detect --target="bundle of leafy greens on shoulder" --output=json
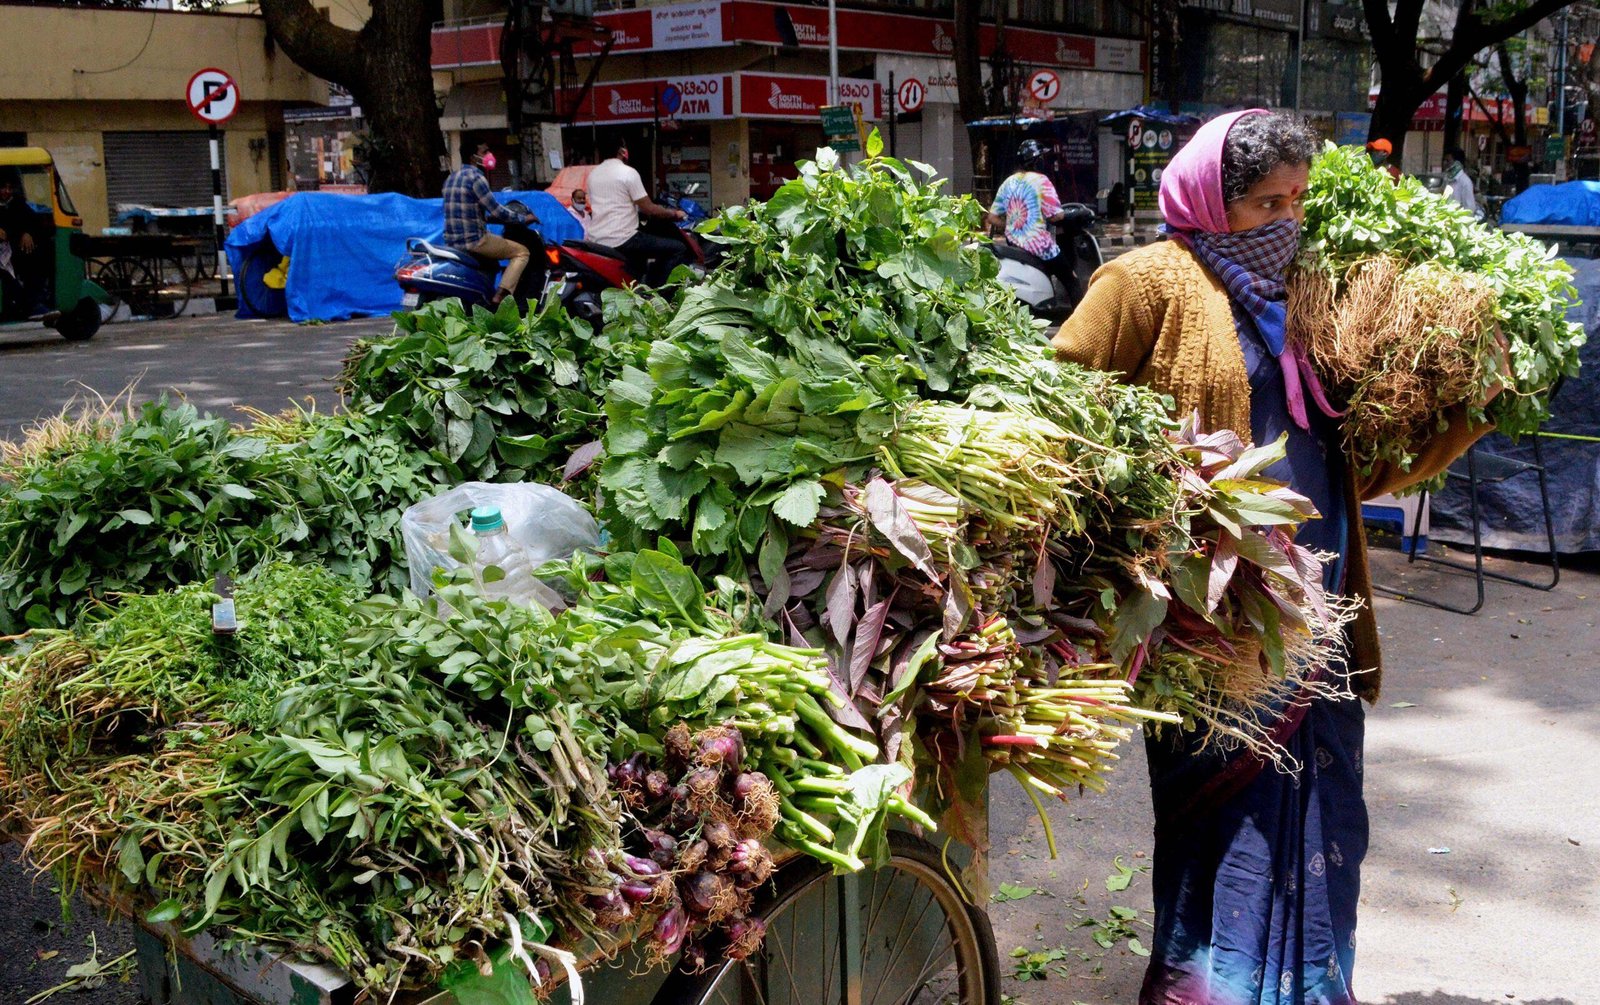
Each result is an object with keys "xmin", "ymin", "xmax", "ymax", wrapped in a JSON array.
[{"xmin": 1296, "ymin": 144, "xmax": 1585, "ymax": 458}]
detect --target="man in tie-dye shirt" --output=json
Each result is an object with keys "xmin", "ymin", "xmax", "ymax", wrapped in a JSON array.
[{"xmin": 985, "ymin": 140, "xmax": 1079, "ymax": 302}]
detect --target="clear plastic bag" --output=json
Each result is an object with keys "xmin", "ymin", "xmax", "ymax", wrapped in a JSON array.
[{"xmin": 401, "ymin": 482, "xmax": 599, "ymax": 606}]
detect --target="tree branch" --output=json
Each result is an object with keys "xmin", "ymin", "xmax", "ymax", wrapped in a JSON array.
[
  {"xmin": 1424, "ymin": 0, "xmax": 1578, "ymax": 90},
  {"xmin": 257, "ymin": 0, "xmax": 364, "ymax": 87}
]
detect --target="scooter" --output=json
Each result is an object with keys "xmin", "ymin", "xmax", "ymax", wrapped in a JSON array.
[
  {"xmin": 655, "ymin": 182, "xmax": 721, "ymax": 271},
  {"xmin": 992, "ymin": 203, "xmax": 1102, "ymax": 322},
  {"xmin": 548, "ymin": 194, "xmax": 713, "ymax": 331},
  {"xmin": 394, "ymin": 201, "xmax": 553, "ymax": 310}
]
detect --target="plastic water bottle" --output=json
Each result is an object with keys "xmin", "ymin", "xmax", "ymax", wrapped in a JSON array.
[{"xmin": 468, "ymin": 506, "xmax": 540, "ymax": 604}]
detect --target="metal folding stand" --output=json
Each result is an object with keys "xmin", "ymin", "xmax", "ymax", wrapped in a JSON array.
[{"xmin": 1374, "ymin": 438, "xmax": 1560, "ymax": 615}]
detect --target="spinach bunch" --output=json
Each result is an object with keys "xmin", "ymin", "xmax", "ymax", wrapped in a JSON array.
[
  {"xmin": 283, "ymin": 410, "xmax": 452, "ymax": 592},
  {"xmin": 342, "ymin": 296, "xmax": 622, "ymax": 484},
  {"xmin": 1300, "ymin": 144, "xmax": 1586, "ymax": 438},
  {"xmin": 705, "ymin": 146, "xmax": 1042, "ymax": 395},
  {"xmin": 0, "ymin": 400, "xmax": 308, "ymax": 632},
  {"xmin": 599, "ymin": 283, "xmax": 886, "ymax": 558}
]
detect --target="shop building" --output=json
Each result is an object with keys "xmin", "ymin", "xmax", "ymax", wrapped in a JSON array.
[
  {"xmin": 1162, "ymin": 0, "xmax": 1370, "ymax": 117},
  {"xmin": 429, "ymin": 0, "xmax": 1145, "ymax": 207},
  {"xmin": 0, "ymin": 3, "xmax": 335, "ymax": 234},
  {"xmin": 1361, "ymin": 89, "xmax": 1550, "ymax": 179}
]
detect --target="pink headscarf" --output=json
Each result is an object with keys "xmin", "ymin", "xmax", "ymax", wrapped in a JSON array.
[
  {"xmin": 1155, "ymin": 108, "xmax": 1345, "ymax": 432},
  {"xmin": 1158, "ymin": 109, "xmax": 1268, "ymax": 235}
]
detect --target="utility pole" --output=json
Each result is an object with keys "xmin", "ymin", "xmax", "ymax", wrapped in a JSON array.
[
  {"xmin": 1557, "ymin": 6, "xmax": 1570, "ymax": 139},
  {"xmin": 827, "ymin": 0, "xmax": 839, "ymax": 100}
]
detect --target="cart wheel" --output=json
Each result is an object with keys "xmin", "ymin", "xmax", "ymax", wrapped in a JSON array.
[
  {"xmin": 55, "ymin": 297, "xmax": 102, "ymax": 342},
  {"xmin": 154, "ymin": 256, "xmax": 193, "ymax": 318},
  {"xmin": 655, "ymin": 832, "xmax": 1000, "ymax": 1005},
  {"xmin": 93, "ymin": 257, "xmax": 157, "ymax": 316}
]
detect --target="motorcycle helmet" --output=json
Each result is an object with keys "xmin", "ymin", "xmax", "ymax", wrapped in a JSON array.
[{"xmin": 1016, "ymin": 139, "xmax": 1047, "ymax": 171}]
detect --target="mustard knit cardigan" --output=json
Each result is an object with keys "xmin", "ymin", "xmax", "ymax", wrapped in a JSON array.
[{"xmin": 1051, "ymin": 240, "xmax": 1487, "ymax": 701}]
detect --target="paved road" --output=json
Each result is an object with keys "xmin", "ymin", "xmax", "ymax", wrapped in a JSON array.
[
  {"xmin": 0, "ymin": 314, "xmax": 391, "ymax": 440},
  {"xmin": 2, "ymin": 314, "xmax": 1596, "ymax": 1005}
]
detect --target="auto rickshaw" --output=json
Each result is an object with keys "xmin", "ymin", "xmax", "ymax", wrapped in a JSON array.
[{"xmin": 0, "ymin": 147, "xmax": 110, "ymax": 341}]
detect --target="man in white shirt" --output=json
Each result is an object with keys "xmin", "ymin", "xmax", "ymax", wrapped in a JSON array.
[
  {"xmin": 1443, "ymin": 148, "xmax": 1480, "ymax": 217},
  {"xmin": 585, "ymin": 138, "xmax": 691, "ymax": 286}
]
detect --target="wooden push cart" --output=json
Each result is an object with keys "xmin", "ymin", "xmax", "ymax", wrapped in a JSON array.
[
  {"xmin": 132, "ymin": 830, "xmax": 998, "ymax": 1005},
  {"xmin": 74, "ymin": 232, "xmax": 210, "ymax": 319}
]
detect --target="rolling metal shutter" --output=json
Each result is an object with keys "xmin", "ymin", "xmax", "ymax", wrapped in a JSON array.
[{"xmin": 103, "ymin": 131, "xmax": 228, "ymax": 214}]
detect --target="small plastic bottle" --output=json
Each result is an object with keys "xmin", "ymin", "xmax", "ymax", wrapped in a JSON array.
[{"xmin": 468, "ymin": 506, "xmax": 538, "ymax": 603}]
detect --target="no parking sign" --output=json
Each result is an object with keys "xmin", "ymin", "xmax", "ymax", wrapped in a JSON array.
[{"xmin": 186, "ymin": 67, "xmax": 239, "ymax": 125}]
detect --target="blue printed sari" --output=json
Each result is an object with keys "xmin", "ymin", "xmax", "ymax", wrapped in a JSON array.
[{"xmin": 1138, "ymin": 307, "xmax": 1369, "ymax": 1005}]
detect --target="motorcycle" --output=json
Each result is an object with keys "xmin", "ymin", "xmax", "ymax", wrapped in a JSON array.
[
  {"xmin": 548, "ymin": 186, "xmax": 717, "ymax": 330},
  {"xmin": 394, "ymin": 201, "xmax": 554, "ymax": 310},
  {"xmin": 992, "ymin": 203, "xmax": 1102, "ymax": 322},
  {"xmin": 655, "ymin": 182, "xmax": 721, "ymax": 271}
]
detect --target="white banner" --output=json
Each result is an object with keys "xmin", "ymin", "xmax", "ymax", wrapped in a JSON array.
[{"xmin": 652, "ymin": 2, "xmax": 724, "ymax": 50}]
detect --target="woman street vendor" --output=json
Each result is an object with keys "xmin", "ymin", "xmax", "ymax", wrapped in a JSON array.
[{"xmin": 1052, "ymin": 110, "xmax": 1494, "ymax": 1003}]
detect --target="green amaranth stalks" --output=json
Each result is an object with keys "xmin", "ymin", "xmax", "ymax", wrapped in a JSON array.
[{"xmin": 879, "ymin": 403, "xmax": 1100, "ymax": 535}]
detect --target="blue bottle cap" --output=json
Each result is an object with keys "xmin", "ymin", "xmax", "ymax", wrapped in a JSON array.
[{"xmin": 469, "ymin": 506, "xmax": 504, "ymax": 533}]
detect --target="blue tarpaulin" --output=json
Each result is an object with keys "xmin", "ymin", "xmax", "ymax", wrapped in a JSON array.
[
  {"xmin": 224, "ymin": 190, "xmax": 582, "ymax": 322},
  {"xmin": 1430, "ymin": 256, "xmax": 1600, "ymax": 553},
  {"xmin": 1098, "ymin": 104, "xmax": 1201, "ymax": 127},
  {"xmin": 1500, "ymin": 181, "xmax": 1600, "ymax": 227}
]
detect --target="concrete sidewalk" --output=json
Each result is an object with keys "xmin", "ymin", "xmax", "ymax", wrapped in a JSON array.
[{"xmin": 988, "ymin": 545, "xmax": 1599, "ymax": 1005}]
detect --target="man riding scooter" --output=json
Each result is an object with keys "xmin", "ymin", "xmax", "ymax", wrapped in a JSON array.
[
  {"xmin": 442, "ymin": 141, "xmax": 538, "ymax": 308},
  {"xmin": 984, "ymin": 140, "xmax": 1080, "ymax": 306},
  {"xmin": 585, "ymin": 135, "xmax": 690, "ymax": 287}
]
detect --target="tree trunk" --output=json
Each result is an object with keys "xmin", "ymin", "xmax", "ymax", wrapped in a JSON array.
[
  {"xmin": 1364, "ymin": 0, "xmax": 1579, "ymax": 169},
  {"xmin": 1495, "ymin": 43, "xmax": 1530, "ymax": 191},
  {"xmin": 1153, "ymin": 0, "xmax": 1183, "ymax": 112},
  {"xmin": 952, "ymin": 0, "xmax": 987, "ymax": 189},
  {"xmin": 259, "ymin": 0, "xmax": 447, "ymax": 197},
  {"xmin": 1369, "ymin": 77, "xmax": 1426, "ymax": 161},
  {"xmin": 1496, "ymin": 45, "xmax": 1529, "ymax": 147}
]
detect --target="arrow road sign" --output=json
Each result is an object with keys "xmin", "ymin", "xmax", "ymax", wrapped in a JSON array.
[
  {"xmin": 186, "ymin": 67, "xmax": 239, "ymax": 125},
  {"xmin": 1027, "ymin": 69, "xmax": 1060, "ymax": 104},
  {"xmin": 897, "ymin": 77, "xmax": 925, "ymax": 114}
]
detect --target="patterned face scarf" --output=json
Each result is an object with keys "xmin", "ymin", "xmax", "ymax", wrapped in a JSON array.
[
  {"xmin": 1186, "ymin": 218, "xmax": 1344, "ymax": 431},
  {"xmin": 1160, "ymin": 111, "xmax": 1343, "ymax": 431},
  {"xmin": 1186, "ymin": 217, "xmax": 1300, "ymax": 354}
]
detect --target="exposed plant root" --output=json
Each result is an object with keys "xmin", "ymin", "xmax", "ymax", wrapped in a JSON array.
[{"xmin": 1287, "ymin": 256, "xmax": 1499, "ymax": 472}]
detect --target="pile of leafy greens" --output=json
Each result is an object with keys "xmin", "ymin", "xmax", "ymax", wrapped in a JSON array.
[
  {"xmin": 342, "ymin": 296, "xmax": 625, "ymax": 486},
  {"xmin": 0, "ymin": 554, "xmax": 913, "ymax": 996},
  {"xmin": 595, "ymin": 144, "xmax": 1355, "ymax": 851},
  {"xmin": 0, "ymin": 401, "xmax": 446, "ymax": 632},
  {"xmin": 0, "ymin": 137, "xmax": 1380, "ymax": 1001}
]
